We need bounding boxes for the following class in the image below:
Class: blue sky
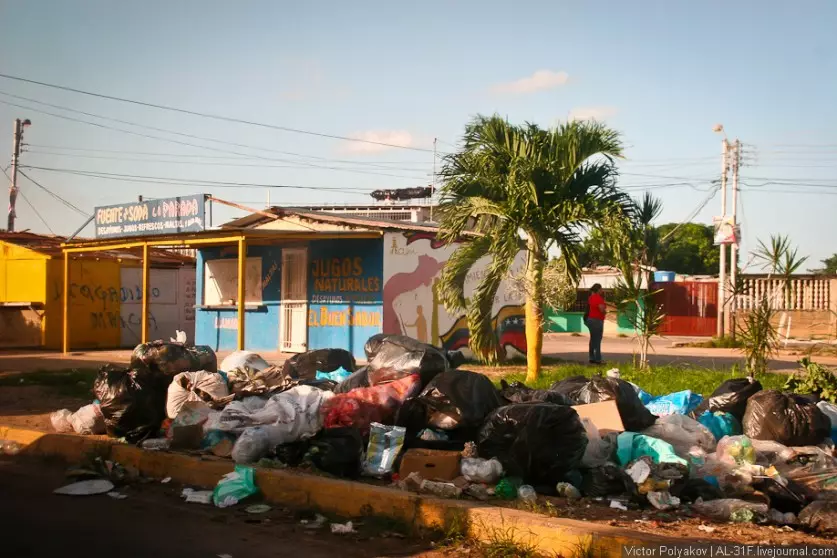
[1,0,835,269]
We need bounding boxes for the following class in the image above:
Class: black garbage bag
[799,501,837,535]
[499,380,571,405]
[274,439,311,467]
[131,342,217,375]
[752,476,808,514]
[672,479,724,503]
[365,334,449,386]
[93,365,168,443]
[282,349,356,380]
[549,375,657,432]
[306,427,364,478]
[446,350,467,369]
[396,370,505,434]
[742,390,831,446]
[693,378,762,421]
[580,462,634,497]
[478,403,588,487]
[333,366,370,394]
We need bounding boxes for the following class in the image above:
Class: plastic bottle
[495,477,522,500]
[517,484,537,503]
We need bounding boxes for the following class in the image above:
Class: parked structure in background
[0,231,195,349]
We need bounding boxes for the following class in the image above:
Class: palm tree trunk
[524,245,544,383]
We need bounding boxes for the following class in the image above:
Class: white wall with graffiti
[382,231,527,358]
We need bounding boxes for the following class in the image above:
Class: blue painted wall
[195,245,282,352]
[307,238,383,359]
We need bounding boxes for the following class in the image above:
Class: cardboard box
[572,400,624,435]
[398,448,461,481]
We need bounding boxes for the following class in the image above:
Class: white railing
[735,277,831,311]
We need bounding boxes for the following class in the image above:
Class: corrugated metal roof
[0,231,194,265]
[222,207,459,234]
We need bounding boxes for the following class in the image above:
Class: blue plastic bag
[644,390,703,416]
[316,366,353,383]
[697,411,741,441]
[616,432,687,467]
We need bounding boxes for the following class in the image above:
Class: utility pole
[430,137,437,222]
[729,139,741,334]
[716,136,729,338]
[7,118,31,232]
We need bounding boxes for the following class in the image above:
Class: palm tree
[435,115,634,382]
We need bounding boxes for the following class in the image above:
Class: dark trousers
[586,317,604,362]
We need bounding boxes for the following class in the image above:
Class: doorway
[279,247,308,352]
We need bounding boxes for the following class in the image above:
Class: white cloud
[340,130,415,154]
[567,106,618,121]
[491,70,569,95]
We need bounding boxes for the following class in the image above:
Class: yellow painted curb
[1,426,688,556]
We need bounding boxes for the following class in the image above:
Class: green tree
[811,254,837,275]
[654,223,719,275]
[436,115,634,382]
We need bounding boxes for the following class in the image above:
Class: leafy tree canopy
[811,254,837,275]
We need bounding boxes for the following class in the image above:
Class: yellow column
[237,236,246,350]
[62,251,70,353]
[141,243,150,344]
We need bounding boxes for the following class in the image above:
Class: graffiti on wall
[383,232,527,357]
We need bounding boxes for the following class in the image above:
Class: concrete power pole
[7,118,31,232]
[716,137,729,338]
[729,139,741,334]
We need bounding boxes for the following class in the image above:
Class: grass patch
[682,337,743,349]
[0,368,98,398]
[500,363,786,396]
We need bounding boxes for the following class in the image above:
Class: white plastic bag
[220,350,269,374]
[166,371,230,419]
[642,414,716,458]
[460,457,504,483]
[581,418,616,467]
[70,403,106,435]
[50,409,74,433]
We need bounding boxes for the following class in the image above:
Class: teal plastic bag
[212,465,258,508]
[698,411,741,441]
[316,366,353,383]
[616,432,687,467]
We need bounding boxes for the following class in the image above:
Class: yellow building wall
[0,241,48,303]
[44,258,122,350]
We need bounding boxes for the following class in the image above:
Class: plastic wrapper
[306,427,364,478]
[282,348,356,381]
[642,414,716,458]
[752,476,808,514]
[220,351,269,374]
[333,366,370,394]
[51,404,106,435]
[221,384,331,438]
[131,342,217,375]
[550,375,657,432]
[799,500,837,535]
[231,425,281,463]
[716,435,756,465]
[768,445,837,501]
[50,409,74,433]
[644,390,703,416]
[581,418,617,467]
[212,465,258,508]
[397,370,505,435]
[320,373,421,433]
[818,401,837,443]
[93,365,169,443]
[693,378,762,421]
[363,423,407,477]
[166,371,229,419]
[460,457,504,483]
[616,432,688,467]
[225,364,296,398]
[478,403,587,488]
[742,390,831,446]
[697,411,741,441]
[499,380,571,405]
[692,498,769,521]
[315,366,352,383]
[365,334,449,386]
[580,463,634,498]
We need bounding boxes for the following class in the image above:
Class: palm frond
[436,236,492,312]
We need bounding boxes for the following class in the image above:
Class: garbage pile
[49,336,837,535]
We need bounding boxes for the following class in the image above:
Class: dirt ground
[0,455,444,558]
[0,384,90,430]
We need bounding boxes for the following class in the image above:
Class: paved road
[0,456,437,558]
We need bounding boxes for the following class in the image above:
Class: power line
[0,72,435,152]
[17,188,55,234]
[17,170,89,216]
[660,185,721,242]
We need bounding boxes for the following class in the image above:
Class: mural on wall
[307,239,383,359]
[382,232,527,358]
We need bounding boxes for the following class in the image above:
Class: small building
[192,208,526,359]
[0,231,196,349]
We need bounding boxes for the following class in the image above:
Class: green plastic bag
[616,432,687,467]
[212,465,258,508]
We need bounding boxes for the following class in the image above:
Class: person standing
[585,283,606,364]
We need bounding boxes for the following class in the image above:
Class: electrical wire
[0,72,436,152]
[660,185,721,242]
[16,188,55,234]
[16,170,89,216]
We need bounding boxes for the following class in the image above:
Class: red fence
[653,281,718,337]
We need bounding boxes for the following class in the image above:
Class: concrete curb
[1,425,690,556]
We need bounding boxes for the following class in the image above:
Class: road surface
[0,456,438,558]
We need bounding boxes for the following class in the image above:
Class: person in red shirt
[585,283,606,364]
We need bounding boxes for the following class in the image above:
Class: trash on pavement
[131,341,217,375]
[692,498,769,522]
[626,459,652,484]
[333,366,370,394]
[245,504,271,514]
[555,482,582,500]
[321,374,420,433]
[50,403,106,435]
[282,348,356,381]
[330,520,356,534]
[799,500,837,535]
[301,514,328,529]
[643,390,703,417]
[693,378,762,421]
[517,484,537,502]
[550,375,657,432]
[305,427,365,478]
[93,365,169,443]
[647,491,680,510]
[615,432,688,467]
[460,457,504,484]
[166,371,229,419]
[54,479,115,496]
[610,500,628,511]
[315,366,353,383]
[401,472,462,498]
[106,492,128,500]
[817,401,837,443]
[220,351,269,375]
[161,477,172,483]
[572,401,625,435]
[365,334,450,386]
[742,390,831,446]
[0,439,22,455]
[141,438,171,451]
[697,411,741,441]
[498,380,571,405]
[398,447,460,481]
[494,476,522,500]
[213,465,258,508]
[181,488,213,504]
[642,414,717,457]
[364,423,407,477]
